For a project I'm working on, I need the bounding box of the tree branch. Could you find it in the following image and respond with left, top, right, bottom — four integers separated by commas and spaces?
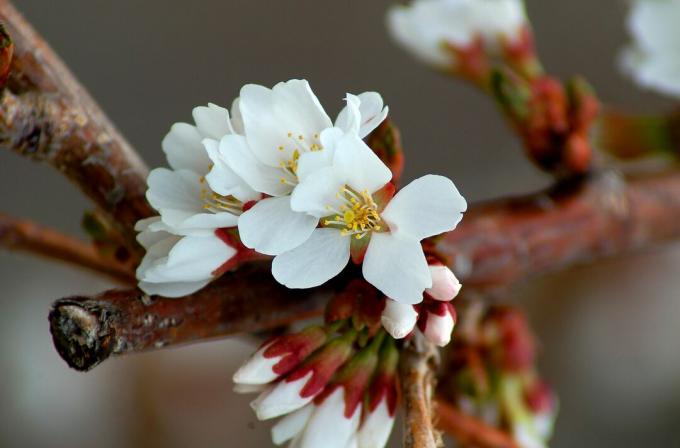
434, 398, 518, 448
49, 263, 334, 371
47, 168, 680, 370
400, 338, 441, 448
0, 1, 153, 249
0, 212, 135, 283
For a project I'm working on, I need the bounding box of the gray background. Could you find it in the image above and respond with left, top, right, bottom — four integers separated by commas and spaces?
1, 1, 680, 447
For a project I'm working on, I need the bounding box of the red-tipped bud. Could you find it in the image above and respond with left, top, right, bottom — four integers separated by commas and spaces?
418, 302, 457, 347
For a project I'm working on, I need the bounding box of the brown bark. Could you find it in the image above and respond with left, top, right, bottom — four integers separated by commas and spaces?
0, 212, 135, 283
400, 338, 442, 448
49, 263, 334, 371
48, 169, 680, 370
0, 1, 153, 249
434, 398, 519, 448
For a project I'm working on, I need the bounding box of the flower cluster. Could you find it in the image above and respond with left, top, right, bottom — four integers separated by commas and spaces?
233, 299, 399, 448
439, 305, 557, 448
137, 79, 467, 309
621, 0, 680, 99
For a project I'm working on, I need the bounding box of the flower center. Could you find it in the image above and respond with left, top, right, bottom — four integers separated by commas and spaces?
200, 177, 243, 215
278, 132, 323, 186
324, 186, 384, 239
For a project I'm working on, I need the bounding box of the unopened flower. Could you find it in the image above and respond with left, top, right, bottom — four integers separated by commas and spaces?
135, 218, 236, 297
387, 0, 528, 69
234, 324, 399, 448
426, 264, 462, 301
219, 80, 388, 255
274, 132, 467, 304
381, 299, 418, 339
418, 301, 457, 346
147, 103, 258, 234
621, 0, 680, 98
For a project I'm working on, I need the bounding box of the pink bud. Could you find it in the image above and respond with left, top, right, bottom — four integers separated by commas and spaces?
425, 265, 461, 301
381, 299, 418, 339
419, 302, 456, 347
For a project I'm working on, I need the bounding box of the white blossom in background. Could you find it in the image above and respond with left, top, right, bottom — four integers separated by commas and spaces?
219, 80, 388, 256
135, 217, 236, 297
621, 0, 680, 99
386, 0, 527, 68
274, 132, 466, 304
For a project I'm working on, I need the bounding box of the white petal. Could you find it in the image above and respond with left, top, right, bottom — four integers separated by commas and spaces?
135, 217, 171, 249
271, 405, 314, 445
298, 388, 360, 448
230, 97, 244, 134
333, 133, 392, 194
138, 279, 211, 298
363, 233, 431, 305
272, 229, 350, 288
382, 175, 466, 240
296, 127, 343, 182
233, 383, 267, 395
239, 80, 332, 167
252, 372, 315, 420
238, 196, 318, 256
232, 342, 282, 385
204, 138, 259, 202
334, 93, 362, 136
423, 310, 455, 347
336, 92, 388, 138
290, 166, 345, 218
426, 265, 462, 301
381, 299, 418, 339
357, 399, 394, 448
141, 232, 235, 284
220, 134, 291, 197
192, 103, 233, 139
161, 122, 210, 173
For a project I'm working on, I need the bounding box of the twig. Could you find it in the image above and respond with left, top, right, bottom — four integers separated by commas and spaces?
0, 1, 153, 249
399, 337, 441, 448
48, 168, 680, 369
434, 398, 518, 448
0, 212, 135, 283
48, 263, 333, 371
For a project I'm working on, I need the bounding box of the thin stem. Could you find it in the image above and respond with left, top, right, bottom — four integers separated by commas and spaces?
434, 398, 518, 448
0, 212, 135, 284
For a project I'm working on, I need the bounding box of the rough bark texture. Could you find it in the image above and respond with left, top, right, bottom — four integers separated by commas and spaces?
49, 263, 334, 371
0, 212, 135, 283
0, 1, 153, 249
434, 399, 519, 448
400, 338, 442, 448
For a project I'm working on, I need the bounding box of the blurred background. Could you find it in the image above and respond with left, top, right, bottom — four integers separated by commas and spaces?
1, 0, 680, 446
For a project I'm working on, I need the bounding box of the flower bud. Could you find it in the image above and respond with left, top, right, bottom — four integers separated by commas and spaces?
419, 302, 456, 347
233, 326, 328, 385
425, 265, 462, 301
357, 398, 395, 448
271, 404, 314, 445
381, 299, 418, 339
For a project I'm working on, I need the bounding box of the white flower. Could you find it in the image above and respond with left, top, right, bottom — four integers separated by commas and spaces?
621, 0, 680, 98
134, 218, 236, 297
381, 299, 418, 339
426, 264, 462, 301
146, 103, 258, 234
387, 0, 527, 68
272, 133, 467, 304
420, 302, 456, 346
220, 79, 388, 255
